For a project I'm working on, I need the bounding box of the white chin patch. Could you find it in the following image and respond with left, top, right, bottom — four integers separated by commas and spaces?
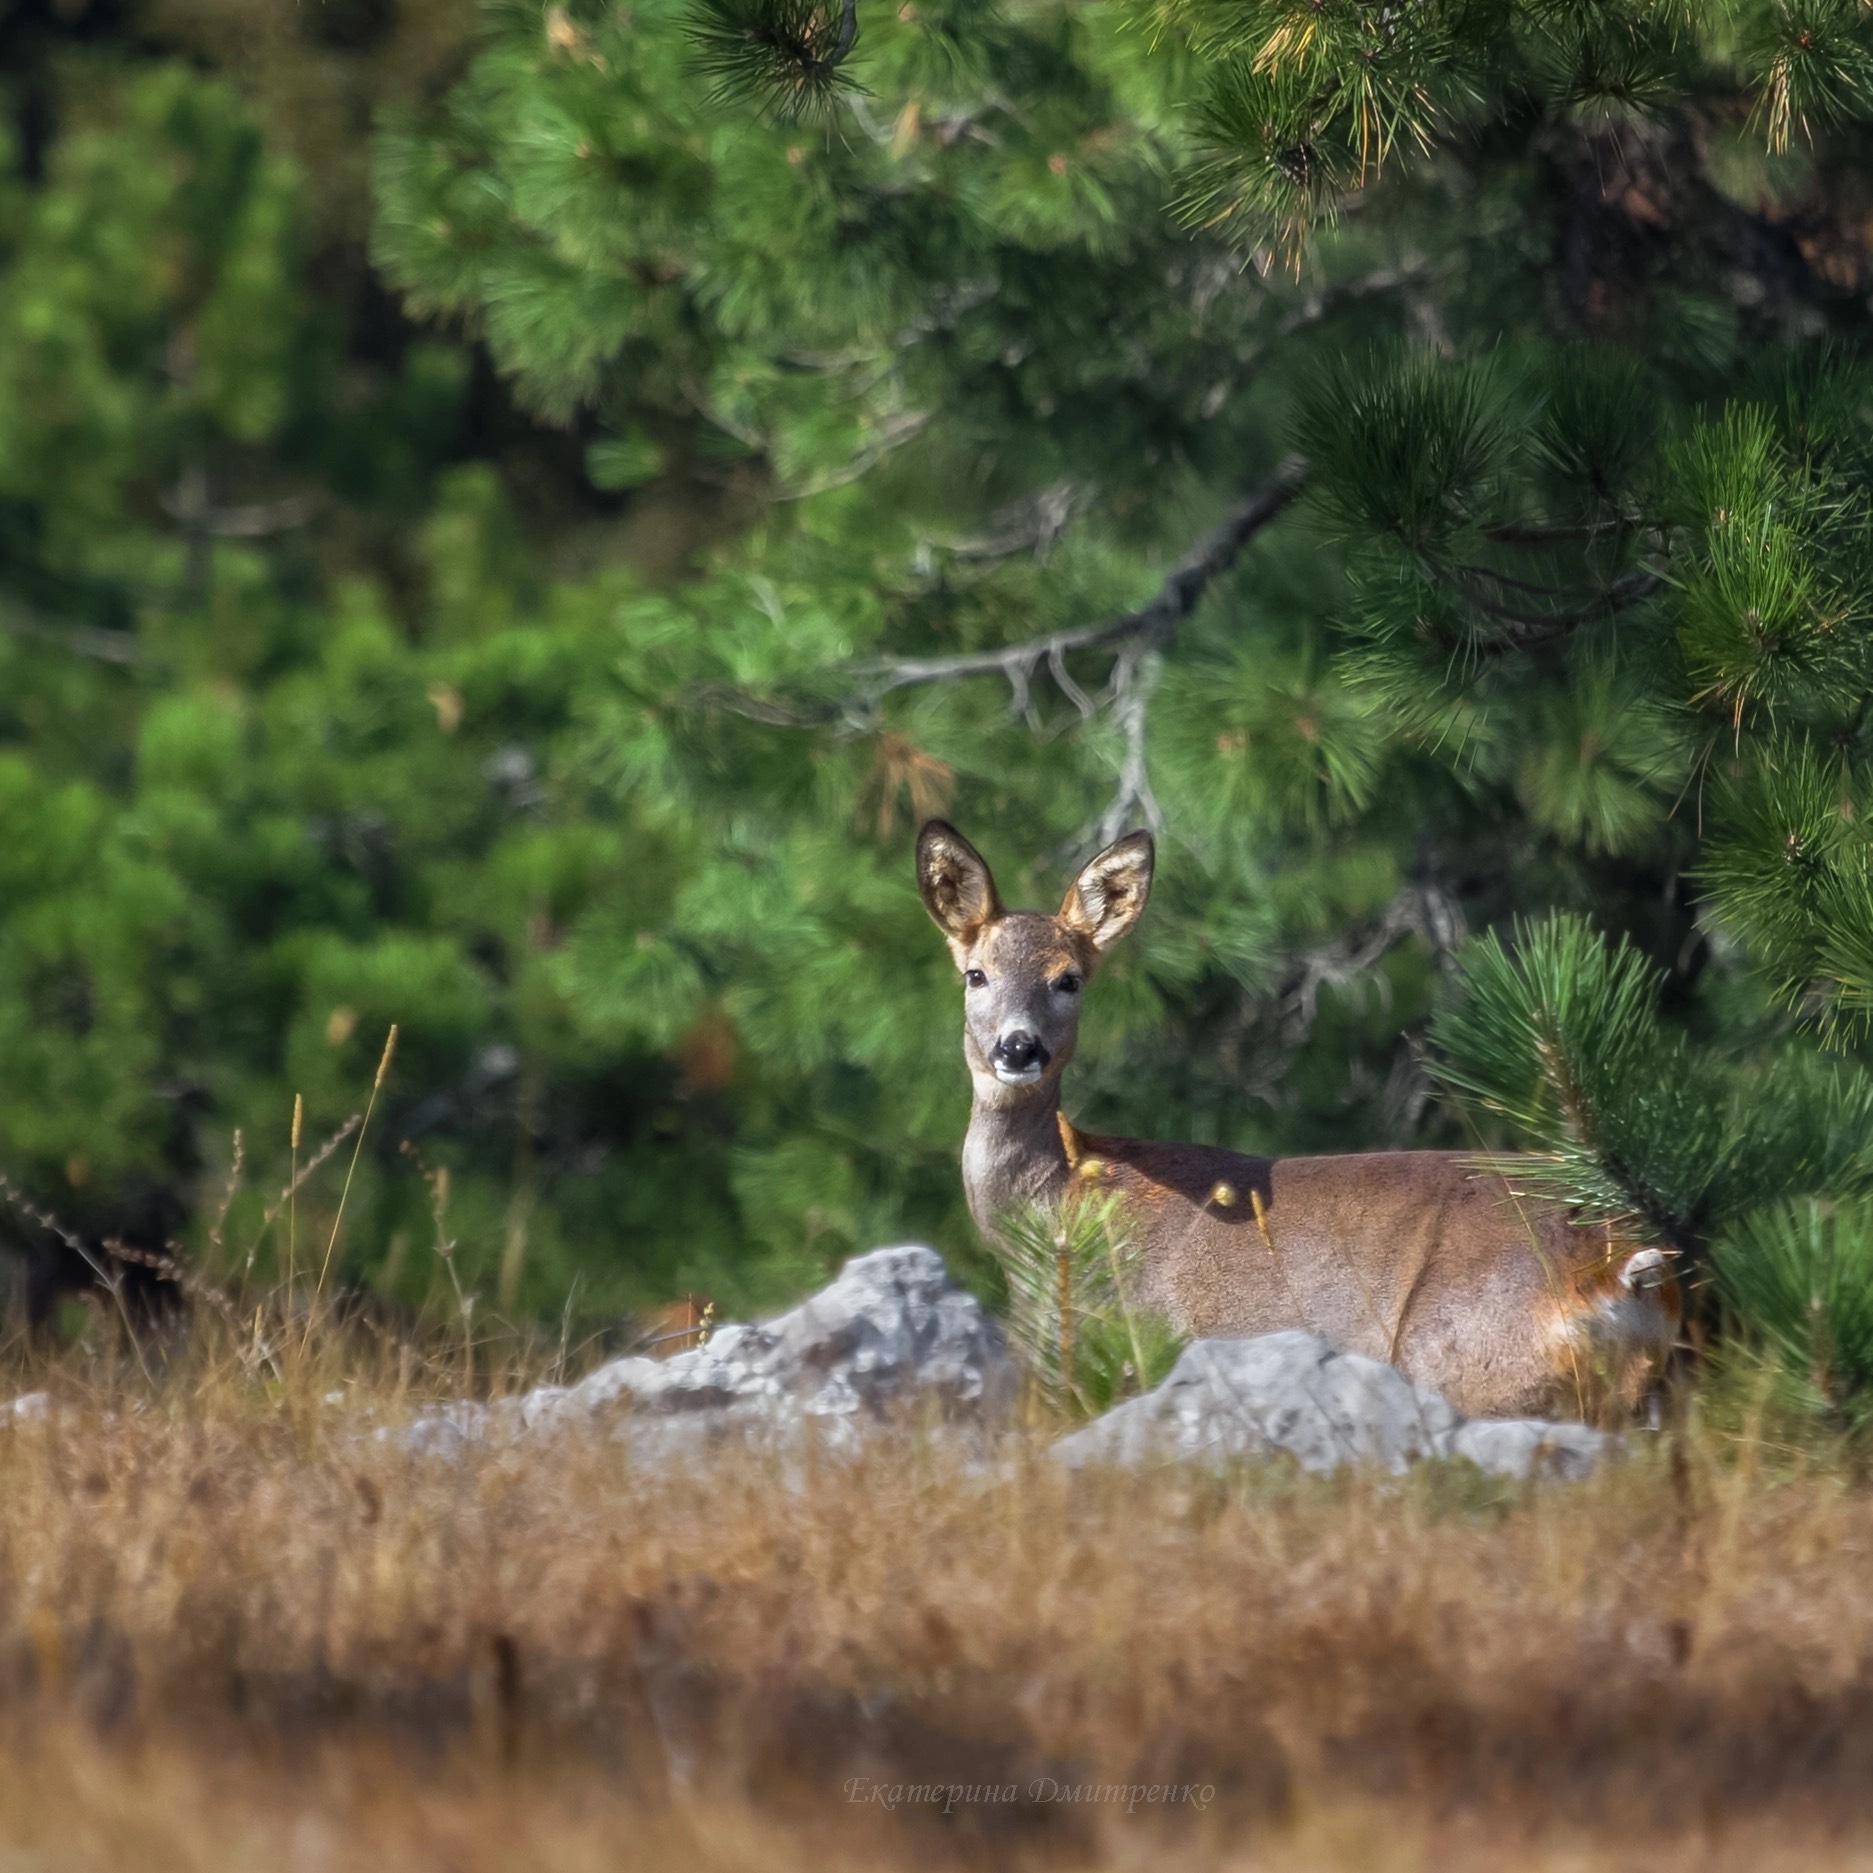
993, 1063, 1044, 1086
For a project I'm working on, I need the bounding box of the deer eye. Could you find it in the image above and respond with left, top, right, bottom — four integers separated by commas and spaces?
964, 968, 988, 989
1053, 972, 1082, 995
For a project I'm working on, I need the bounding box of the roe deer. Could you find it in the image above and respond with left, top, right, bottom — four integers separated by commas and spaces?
915, 820, 1680, 1420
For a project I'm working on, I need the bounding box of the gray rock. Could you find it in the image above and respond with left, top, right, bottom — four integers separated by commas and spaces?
403, 1244, 1016, 1454
1052, 1332, 1460, 1475
1447, 1415, 1610, 1482
569, 1244, 1015, 1426
1052, 1329, 1612, 1483
400, 1401, 488, 1459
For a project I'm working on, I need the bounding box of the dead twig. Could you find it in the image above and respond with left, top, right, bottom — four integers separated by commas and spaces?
1218, 879, 1469, 1106
846, 458, 1310, 712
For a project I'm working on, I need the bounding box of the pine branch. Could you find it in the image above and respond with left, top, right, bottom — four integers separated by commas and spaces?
689, 0, 863, 119
1091, 646, 1165, 846
770, 409, 934, 502
1218, 878, 1468, 1104
0, 605, 144, 666
693, 461, 1310, 850
160, 482, 323, 539
849, 457, 1311, 710
1479, 519, 1622, 547
1440, 563, 1662, 645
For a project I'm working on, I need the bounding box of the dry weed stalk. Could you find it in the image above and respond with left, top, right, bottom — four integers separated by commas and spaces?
287, 1097, 301, 1298
401, 1138, 478, 1389
312, 1024, 399, 1321
242, 1111, 361, 1285
205, 1129, 243, 1266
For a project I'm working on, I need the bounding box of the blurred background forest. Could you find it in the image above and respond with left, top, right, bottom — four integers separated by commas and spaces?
14, 0, 1873, 1362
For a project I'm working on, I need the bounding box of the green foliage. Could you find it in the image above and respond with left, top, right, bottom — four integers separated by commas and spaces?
1669, 408, 1873, 729
1738, 0, 1873, 153
689, 0, 864, 119
1513, 660, 1687, 856
1122, 0, 1873, 256
1294, 352, 1511, 555
1699, 742, 1864, 1017
1431, 914, 1873, 1247
1714, 1198, 1873, 1406
1426, 898, 1873, 1401
1177, 61, 1357, 260
992, 1196, 1186, 1418
1429, 914, 1729, 1242
1156, 649, 1387, 836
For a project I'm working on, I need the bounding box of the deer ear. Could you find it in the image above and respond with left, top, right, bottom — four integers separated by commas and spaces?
1060, 830, 1154, 952
917, 821, 1003, 944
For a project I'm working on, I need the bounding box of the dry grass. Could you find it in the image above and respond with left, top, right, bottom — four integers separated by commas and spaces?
0, 1336, 1870, 1871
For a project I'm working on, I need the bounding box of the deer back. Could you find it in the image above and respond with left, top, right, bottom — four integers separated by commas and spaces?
1061, 1118, 1678, 1420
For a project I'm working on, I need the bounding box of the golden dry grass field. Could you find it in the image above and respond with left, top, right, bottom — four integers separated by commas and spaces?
0, 1326, 1870, 1873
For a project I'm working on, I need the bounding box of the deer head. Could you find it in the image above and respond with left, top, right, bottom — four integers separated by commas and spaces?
916, 820, 1154, 1104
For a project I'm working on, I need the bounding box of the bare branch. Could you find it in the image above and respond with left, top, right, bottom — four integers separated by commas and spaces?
936, 482, 1086, 566
1453, 560, 1586, 600
1479, 519, 1621, 547
0, 607, 142, 666
1442, 563, 1662, 644
828, 0, 857, 67
1090, 648, 1166, 848
771, 409, 934, 502
1219, 879, 1469, 1106
1279, 880, 1468, 1030
1049, 639, 1096, 720
161, 482, 323, 539
849, 456, 1310, 705
695, 459, 1309, 784
1007, 659, 1036, 728
202, 495, 322, 539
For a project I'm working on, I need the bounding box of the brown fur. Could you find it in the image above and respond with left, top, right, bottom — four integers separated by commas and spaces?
916, 821, 1680, 1421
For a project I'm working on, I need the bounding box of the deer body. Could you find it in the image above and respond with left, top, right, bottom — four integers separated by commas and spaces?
919, 823, 1678, 1421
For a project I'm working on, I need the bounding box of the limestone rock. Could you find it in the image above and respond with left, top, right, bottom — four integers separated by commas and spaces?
403, 1244, 1016, 1454
1052, 1332, 1461, 1476
1446, 1415, 1610, 1482
1052, 1329, 1614, 1482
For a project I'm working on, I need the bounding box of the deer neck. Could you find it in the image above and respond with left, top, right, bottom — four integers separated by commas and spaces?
962, 1079, 1073, 1238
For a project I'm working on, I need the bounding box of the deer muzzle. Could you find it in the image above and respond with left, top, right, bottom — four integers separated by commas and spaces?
990, 1029, 1048, 1084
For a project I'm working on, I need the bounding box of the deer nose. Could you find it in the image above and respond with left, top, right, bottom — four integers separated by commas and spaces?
992, 1029, 1044, 1072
